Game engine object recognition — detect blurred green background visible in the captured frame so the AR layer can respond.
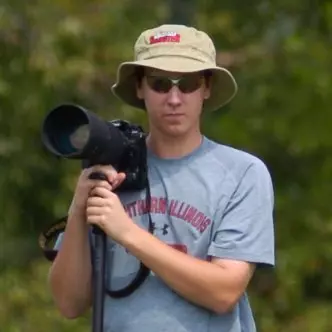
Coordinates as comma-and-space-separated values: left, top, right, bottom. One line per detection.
1, 1, 332, 331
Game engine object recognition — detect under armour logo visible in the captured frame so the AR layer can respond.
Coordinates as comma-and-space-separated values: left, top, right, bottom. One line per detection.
151, 222, 169, 236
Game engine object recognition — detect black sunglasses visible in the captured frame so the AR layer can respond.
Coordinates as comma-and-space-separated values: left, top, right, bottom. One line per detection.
146, 73, 205, 94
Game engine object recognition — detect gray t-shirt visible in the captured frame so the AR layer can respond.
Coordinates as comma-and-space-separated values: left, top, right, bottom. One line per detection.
55, 136, 275, 332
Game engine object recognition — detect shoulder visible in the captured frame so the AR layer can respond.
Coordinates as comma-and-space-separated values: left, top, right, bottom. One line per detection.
203, 137, 273, 186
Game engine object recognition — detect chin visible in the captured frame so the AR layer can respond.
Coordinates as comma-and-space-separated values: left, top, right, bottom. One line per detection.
161, 125, 190, 137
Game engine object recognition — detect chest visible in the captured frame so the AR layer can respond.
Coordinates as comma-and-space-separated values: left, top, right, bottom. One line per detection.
118, 163, 231, 257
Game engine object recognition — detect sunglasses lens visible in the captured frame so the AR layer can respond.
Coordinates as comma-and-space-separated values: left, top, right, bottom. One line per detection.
147, 77, 172, 93
146, 74, 204, 93
178, 76, 202, 93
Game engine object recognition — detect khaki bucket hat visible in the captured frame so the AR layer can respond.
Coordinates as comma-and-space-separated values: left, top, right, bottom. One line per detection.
111, 24, 238, 112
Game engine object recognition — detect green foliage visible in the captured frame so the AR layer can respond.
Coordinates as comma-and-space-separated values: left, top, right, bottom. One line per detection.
1, 0, 332, 331
0, 261, 90, 331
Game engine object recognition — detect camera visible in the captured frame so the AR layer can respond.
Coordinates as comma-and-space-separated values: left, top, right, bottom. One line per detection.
41, 103, 148, 192
39, 104, 152, 297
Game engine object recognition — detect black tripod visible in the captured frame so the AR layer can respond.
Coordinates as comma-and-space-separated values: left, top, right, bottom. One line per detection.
91, 226, 107, 332
89, 171, 108, 332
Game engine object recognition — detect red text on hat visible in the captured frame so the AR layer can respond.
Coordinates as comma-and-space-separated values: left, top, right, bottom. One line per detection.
150, 31, 180, 44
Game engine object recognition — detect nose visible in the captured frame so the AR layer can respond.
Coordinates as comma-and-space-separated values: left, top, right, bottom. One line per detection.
166, 86, 182, 107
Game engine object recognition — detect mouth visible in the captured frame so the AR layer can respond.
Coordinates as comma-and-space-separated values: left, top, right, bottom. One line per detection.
163, 113, 185, 117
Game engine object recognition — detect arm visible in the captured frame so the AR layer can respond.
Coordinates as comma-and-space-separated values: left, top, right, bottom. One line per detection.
120, 160, 275, 314
121, 225, 255, 314
48, 166, 124, 319
48, 208, 93, 319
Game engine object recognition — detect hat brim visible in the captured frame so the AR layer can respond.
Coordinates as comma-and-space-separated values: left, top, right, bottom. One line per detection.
111, 57, 238, 112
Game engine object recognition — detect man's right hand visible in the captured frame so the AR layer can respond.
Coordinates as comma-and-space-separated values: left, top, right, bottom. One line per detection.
69, 165, 126, 218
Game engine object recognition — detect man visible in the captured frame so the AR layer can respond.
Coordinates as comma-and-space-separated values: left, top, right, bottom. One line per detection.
49, 24, 275, 332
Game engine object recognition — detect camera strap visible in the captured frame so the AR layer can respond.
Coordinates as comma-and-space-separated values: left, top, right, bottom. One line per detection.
38, 215, 67, 262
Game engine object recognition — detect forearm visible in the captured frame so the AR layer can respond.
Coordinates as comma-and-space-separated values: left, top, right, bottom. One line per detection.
49, 210, 92, 318
120, 224, 241, 314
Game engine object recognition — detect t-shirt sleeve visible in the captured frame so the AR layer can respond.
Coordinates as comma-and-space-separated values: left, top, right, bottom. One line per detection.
207, 159, 275, 268
53, 232, 64, 250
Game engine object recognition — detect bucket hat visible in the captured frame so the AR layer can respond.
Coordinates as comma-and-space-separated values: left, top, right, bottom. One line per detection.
111, 24, 238, 112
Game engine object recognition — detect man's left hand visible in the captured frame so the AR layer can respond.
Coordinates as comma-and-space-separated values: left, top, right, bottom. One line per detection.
86, 186, 134, 242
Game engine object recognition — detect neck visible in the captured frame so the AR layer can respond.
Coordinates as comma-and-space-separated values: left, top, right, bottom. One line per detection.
146, 128, 203, 159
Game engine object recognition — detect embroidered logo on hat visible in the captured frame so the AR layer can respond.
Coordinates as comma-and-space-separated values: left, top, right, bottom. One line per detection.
150, 31, 180, 44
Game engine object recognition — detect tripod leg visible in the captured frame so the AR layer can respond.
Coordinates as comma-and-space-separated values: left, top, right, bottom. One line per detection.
92, 227, 106, 332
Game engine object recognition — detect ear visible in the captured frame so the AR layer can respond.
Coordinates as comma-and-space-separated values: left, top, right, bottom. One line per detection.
204, 86, 211, 100
203, 75, 211, 100
136, 81, 144, 100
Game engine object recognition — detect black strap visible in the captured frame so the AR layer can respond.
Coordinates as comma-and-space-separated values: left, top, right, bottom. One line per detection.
38, 216, 67, 262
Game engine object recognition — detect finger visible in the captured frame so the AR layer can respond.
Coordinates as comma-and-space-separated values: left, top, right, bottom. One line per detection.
86, 165, 116, 184
88, 179, 112, 191
105, 169, 120, 185
86, 196, 106, 207
86, 206, 103, 216
118, 172, 126, 183
82, 167, 111, 187
91, 165, 118, 183
90, 186, 113, 199
86, 214, 104, 226
112, 173, 126, 189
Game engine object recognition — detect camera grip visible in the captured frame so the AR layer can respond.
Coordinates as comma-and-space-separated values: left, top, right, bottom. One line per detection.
89, 171, 109, 183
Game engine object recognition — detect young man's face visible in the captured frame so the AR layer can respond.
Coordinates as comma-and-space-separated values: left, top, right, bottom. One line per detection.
136, 68, 211, 138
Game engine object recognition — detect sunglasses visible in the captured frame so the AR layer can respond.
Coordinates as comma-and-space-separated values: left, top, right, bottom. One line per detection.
146, 74, 205, 94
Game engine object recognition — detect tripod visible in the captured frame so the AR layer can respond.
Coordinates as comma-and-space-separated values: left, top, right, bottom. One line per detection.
91, 226, 107, 332
89, 171, 108, 332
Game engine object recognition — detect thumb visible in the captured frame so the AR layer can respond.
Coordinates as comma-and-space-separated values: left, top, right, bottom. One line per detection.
112, 172, 126, 190
118, 172, 126, 183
